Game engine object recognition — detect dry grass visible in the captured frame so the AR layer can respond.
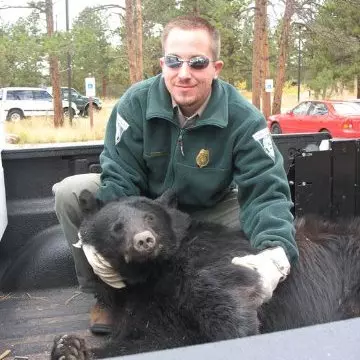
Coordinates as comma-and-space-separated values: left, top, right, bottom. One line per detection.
6, 116, 105, 144
4, 99, 116, 145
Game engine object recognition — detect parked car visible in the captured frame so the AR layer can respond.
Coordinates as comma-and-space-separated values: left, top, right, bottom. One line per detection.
47, 87, 102, 117
0, 87, 79, 121
267, 100, 360, 138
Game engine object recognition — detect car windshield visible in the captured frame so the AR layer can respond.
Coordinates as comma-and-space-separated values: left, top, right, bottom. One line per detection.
333, 103, 360, 115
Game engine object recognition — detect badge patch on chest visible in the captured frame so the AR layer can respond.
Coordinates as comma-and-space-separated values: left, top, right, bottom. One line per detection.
115, 113, 129, 145
252, 128, 275, 161
196, 149, 209, 168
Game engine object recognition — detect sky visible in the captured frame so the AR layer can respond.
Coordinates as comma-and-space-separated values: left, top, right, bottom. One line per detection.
0, 0, 123, 30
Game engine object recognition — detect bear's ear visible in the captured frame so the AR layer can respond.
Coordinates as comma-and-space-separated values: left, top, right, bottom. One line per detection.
156, 189, 178, 208
79, 189, 101, 215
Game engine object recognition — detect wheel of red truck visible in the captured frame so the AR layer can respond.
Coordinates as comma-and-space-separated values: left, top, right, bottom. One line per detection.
270, 123, 282, 134
6, 109, 24, 122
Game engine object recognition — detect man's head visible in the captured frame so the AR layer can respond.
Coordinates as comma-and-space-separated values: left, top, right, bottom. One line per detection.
160, 16, 224, 117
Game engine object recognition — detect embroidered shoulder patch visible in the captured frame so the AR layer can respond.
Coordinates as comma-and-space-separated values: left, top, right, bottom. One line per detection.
115, 113, 129, 145
252, 128, 275, 161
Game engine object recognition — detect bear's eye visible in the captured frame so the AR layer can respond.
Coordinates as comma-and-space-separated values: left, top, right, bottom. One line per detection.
112, 221, 124, 233
145, 214, 155, 223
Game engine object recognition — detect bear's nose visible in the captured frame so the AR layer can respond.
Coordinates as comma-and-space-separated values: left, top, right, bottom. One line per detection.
133, 231, 156, 253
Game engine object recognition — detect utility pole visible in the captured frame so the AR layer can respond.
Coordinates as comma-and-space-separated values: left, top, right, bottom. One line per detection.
297, 24, 301, 103
65, 0, 72, 124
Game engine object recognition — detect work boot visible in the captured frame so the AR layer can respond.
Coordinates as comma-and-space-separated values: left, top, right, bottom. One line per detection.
89, 298, 112, 335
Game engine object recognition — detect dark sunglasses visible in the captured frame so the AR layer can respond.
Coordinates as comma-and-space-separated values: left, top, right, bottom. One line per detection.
164, 55, 213, 70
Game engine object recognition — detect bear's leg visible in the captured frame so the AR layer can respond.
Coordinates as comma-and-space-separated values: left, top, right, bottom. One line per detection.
182, 265, 263, 341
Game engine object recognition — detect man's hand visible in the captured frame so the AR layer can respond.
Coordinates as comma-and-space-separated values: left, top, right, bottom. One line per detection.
74, 234, 126, 289
231, 247, 290, 302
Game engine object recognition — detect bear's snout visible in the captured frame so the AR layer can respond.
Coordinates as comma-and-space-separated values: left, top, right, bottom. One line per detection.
133, 231, 156, 253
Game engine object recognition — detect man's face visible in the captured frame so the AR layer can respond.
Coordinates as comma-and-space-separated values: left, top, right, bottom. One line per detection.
160, 28, 224, 116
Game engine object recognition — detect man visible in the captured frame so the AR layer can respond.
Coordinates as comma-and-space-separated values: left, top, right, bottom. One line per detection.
54, 15, 299, 335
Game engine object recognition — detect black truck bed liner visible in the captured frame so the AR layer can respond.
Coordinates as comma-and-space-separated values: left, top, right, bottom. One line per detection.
1, 288, 360, 360
0, 287, 106, 360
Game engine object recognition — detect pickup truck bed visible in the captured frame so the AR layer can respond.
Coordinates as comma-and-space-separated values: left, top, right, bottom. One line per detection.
0, 287, 105, 360
2, 134, 360, 360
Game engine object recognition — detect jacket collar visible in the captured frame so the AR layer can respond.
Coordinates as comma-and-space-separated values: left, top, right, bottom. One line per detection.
146, 75, 228, 128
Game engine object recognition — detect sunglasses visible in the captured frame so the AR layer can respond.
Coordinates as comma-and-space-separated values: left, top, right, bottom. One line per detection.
164, 55, 213, 70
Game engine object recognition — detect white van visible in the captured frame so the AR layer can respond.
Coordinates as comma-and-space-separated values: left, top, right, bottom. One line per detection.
0, 115, 7, 241
0, 87, 79, 121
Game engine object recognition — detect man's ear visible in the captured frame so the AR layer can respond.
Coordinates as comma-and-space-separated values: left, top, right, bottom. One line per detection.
214, 60, 224, 79
159, 56, 165, 71
79, 189, 101, 215
156, 189, 178, 208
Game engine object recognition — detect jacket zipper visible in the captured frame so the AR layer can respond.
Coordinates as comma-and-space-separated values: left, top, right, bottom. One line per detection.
178, 129, 185, 157
170, 128, 185, 190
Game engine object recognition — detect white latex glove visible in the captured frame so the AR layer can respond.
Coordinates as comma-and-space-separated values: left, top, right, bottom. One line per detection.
231, 247, 290, 302
74, 234, 126, 289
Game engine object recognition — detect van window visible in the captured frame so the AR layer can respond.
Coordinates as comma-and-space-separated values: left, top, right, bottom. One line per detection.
33, 90, 53, 100
7, 90, 33, 100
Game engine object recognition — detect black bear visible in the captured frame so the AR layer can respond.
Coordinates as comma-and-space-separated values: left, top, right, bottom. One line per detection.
51, 190, 360, 360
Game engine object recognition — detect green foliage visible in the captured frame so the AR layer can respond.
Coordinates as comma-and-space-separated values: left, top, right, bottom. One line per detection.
307, 68, 336, 99
62, 7, 115, 95
303, 0, 360, 95
0, 14, 45, 86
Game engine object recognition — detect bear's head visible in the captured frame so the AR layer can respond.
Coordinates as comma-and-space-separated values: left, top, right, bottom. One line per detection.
77, 189, 191, 281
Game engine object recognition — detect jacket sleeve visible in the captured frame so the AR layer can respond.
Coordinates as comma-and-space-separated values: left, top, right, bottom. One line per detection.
233, 114, 299, 264
96, 95, 148, 203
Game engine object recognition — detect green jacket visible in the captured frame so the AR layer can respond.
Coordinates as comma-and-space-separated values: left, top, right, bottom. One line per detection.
97, 74, 299, 263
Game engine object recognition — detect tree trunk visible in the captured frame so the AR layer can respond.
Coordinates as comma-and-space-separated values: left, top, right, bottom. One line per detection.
261, 0, 271, 120
49, 56, 62, 126
272, 0, 295, 115
193, 0, 200, 15
135, 0, 143, 82
102, 75, 107, 98
125, 0, 137, 84
45, 0, 63, 127
252, 0, 263, 109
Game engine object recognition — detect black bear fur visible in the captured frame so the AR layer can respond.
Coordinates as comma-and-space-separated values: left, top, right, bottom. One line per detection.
51, 190, 360, 359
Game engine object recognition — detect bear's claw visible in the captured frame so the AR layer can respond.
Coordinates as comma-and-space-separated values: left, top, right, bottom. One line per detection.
51, 334, 88, 360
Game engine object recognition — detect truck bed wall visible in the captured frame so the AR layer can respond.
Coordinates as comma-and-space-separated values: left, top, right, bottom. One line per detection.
0, 144, 102, 285
1, 144, 102, 252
